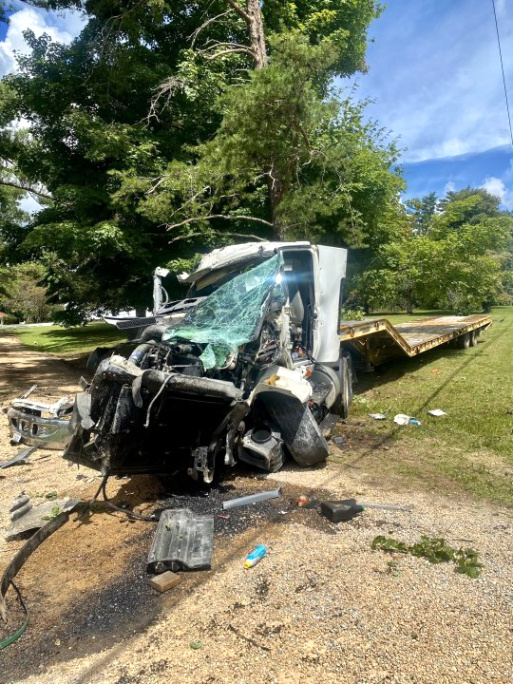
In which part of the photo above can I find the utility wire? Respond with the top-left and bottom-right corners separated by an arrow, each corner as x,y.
491,0 -> 513,147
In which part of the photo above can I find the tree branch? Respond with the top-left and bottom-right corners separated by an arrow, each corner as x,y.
165,214 -> 274,231
147,76 -> 185,122
200,40 -> 253,52
169,230 -> 266,245
0,178 -> 52,201
203,47 -> 255,61
190,10 -> 232,47
224,0 -> 251,23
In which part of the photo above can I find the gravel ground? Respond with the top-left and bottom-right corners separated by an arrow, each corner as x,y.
0,334 -> 512,684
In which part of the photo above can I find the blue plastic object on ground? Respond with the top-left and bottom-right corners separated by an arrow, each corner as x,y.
245,544 -> 267,569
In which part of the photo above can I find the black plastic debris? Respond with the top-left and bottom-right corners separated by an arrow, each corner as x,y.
320,499 -> 364,523
319,413 -> 339,437
148,508 -> 214,573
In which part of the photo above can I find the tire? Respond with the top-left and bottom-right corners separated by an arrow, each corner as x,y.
456,333 -> 471,349
264,395 -> 329,467
331,355 -> 353,419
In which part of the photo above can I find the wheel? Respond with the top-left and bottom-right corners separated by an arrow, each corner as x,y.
456,332 -> 471,349
264,395 -> 329,467
331,355 -> 353,419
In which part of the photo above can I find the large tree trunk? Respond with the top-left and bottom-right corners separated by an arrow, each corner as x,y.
267,175 -> 287,240
247,0 -> 267,69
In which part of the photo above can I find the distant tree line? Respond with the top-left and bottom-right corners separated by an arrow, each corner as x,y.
347,188 -> 513,316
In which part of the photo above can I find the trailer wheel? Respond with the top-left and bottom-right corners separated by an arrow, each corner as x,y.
331,355 -> 353,419
456,332 -> 471,349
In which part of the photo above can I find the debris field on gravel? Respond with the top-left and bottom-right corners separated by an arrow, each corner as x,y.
1,334 -> 512,684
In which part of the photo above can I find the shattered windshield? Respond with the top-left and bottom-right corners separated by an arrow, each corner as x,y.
162,253 -> 284,369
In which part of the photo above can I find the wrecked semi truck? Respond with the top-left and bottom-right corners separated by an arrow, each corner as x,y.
8,240 -> 492,482
66,241 -> 351,482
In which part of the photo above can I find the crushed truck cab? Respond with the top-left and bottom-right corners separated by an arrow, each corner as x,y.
59,242 -> 350,481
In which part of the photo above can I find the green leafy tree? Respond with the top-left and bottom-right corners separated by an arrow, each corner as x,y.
0,261 -> 55,322
1,0 -> 404,321
352,189 -> 512,314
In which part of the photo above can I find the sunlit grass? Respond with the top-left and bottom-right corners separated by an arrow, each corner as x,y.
5,322 -> 126,356
347,307 -> 513,505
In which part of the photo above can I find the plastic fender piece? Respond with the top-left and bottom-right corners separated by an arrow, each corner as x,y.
148,509 -> 214,573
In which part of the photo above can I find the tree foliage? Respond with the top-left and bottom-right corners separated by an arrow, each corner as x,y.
352,189 -> 513,314
0,0 -> 403,321
0,261 -> 56,322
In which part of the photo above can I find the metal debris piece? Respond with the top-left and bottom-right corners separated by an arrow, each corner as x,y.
0,446 -> 36,469
5,497 -> 81,541
369,413 -> 387,420
148,508 -> 214,573
7,396 -> 74,449
20,385 -> 37,400
222,487 -> 281,510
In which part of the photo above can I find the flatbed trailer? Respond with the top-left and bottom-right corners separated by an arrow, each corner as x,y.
339,314 -> 492,366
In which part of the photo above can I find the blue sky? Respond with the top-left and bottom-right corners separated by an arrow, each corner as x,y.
343,0 -> 513,206
1,1 -> 513,208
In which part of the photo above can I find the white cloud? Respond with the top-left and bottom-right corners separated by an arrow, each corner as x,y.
350,0 -> 513,163
481,176 -> 513,208
0,7 -> 85,77
443,180 -> 456,195
482,176 -> 505,200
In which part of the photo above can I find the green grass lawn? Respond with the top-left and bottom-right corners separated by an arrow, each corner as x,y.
2,322 -> 126,356
341,306 -> 513,506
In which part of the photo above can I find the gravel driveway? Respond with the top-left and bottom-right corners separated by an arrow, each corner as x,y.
0,334 -> 512,684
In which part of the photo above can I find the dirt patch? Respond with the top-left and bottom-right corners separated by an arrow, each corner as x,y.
1,333 -> 512,684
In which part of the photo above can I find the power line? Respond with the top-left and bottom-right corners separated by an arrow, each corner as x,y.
491,0 -> 513,147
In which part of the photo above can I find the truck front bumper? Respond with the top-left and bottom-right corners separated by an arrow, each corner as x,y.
7,398 -> 74,450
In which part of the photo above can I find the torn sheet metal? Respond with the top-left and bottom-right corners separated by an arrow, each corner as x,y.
0,446 -> 36,469
5,496 -> 81,541
7,396 -> 74,449
148,509 -> 214,573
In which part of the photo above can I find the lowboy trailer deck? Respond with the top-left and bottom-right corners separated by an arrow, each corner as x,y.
339,314 -> 492,366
